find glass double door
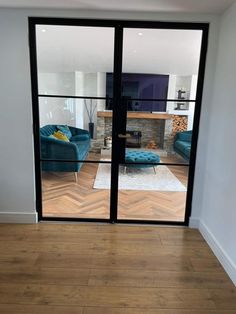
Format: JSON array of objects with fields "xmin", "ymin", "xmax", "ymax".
[{"xmin": 30, "ymin": 18, "xmax": 207, "ymax": 224}]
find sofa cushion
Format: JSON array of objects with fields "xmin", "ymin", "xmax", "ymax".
[
  {"xmin": 57, "ymin": 125, "xmax": 72, "ymax": 139},
  {"xmin": 52, "ymin": 131, "xmax": 70, "ymax": 142},
  {"xmin": 71, "ymin": 134, "xmax": 90, "ymax": 142},
  {"xmin": 40, "ymin": 125, "xmax": 57, "ymax": 136}
]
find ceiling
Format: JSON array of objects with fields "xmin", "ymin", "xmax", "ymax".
[
  {"xmin": 36, "ymin": 25, "xmax": 202, "ymax": 75},
  {"xmin": 0, "ymin": 0, "xmax": 235, "ymax": 14}
]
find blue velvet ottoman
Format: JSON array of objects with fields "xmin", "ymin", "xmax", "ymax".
[{"xmin": 125, "ymin": 150, "xmax": 161, "ymax": 174}]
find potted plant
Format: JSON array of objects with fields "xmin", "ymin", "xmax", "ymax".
[{"xmin": 84, "ymin": 99, "xmax": 97, "ymax": 139}]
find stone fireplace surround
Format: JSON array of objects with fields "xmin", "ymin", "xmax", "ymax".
[{"xmin": 91, "ymin": 111, "xmax": 181, "ymax": 154}]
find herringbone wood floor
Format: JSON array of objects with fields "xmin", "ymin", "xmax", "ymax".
[{"xmin": 42, "ymin": 154, "xmax": 188, "ymax": 221}]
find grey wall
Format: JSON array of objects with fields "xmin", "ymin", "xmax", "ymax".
[
  {"xmin": 0, "ymin": 8, "xmax": 219, "ymax": 223},
  {"xmin": 194, "ymin": 2, "xmax": 236, "ymax": 284},
  {"xmin": 0, "ymin": 10, "xmax": 36, "ymax": 222}
]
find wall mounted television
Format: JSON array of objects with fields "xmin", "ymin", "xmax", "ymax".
[{"xmin": 106, "ymin": 73, "xmax": 169, "ymax": 112}]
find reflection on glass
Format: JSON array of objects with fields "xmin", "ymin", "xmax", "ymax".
[
  {"xmin": 36, "ymin": 25, "xmax": 114, "ymax": 97},
  {"xmin": 118, "ymin": 164, "xmax": 189, "ymax": 221},
  {"xmin": 122, "ymin": 28, "xmax": 202, "ymax": 80},
  {"xmin": 42, "ymin": 162, "xmax": 111, "ymax": 219},
  {"xmin": 39, "ymin": 97, "xmax": 76, "ymax": 127}
]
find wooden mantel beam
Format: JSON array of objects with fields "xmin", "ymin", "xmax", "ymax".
[{"xmin": 97, "ymin": 111, "xmax": 173, "ymax": 120}]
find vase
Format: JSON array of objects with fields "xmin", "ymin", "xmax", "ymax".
[
  {"xmin": 88, "ymin": 122, "xmax": 94, "ymax": 139},
  {"xmin": 104, "ymin": 136, "xmax": 112, "ymax": 148}
]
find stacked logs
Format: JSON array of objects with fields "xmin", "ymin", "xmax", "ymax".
[
  {"xmin": 146, "ymin": 140, "xmax": 158, "ymax": 149},
  {"xmin": 172, "ymin": 115, "xmax": 188, "ymax": 137}
]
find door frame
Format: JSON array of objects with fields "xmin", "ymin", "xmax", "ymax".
[{"xmin": 28, "ymin": 17, "xmax": 209, "ymax": 225}]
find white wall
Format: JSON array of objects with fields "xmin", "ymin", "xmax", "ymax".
[
  {"xmin": 167, "ymin": 75, "xmax": 197, "ymax": 130},
  {"xmin": 83, "ymin": 72, "xmax": 98, "ymax": 134},
  {"xmin": 174, "ymin": 75, "xmax": 197, "ymax": 130},
  {"xmin": 75, "ymin": 71, "xmax": 85, "ymax": 129},
  {"xmin": 74, "ymin": 71, "xmax": 106, "ymax": 137},
  {"xmin": 188, "ymin": 75, "xmax": 198, "ymax": 129},
  {"xmin": 0, "ymin": 8, "xmax": 219, "ymax": 225},
  {"xmin": 191, "ymin": 1, "xmax": 236, "ymax": 285},
  {"xmin": 38, "ymin": 72, "xmax": 76, "ymax": 126},
  {"xmin": 38, "ymin": 71, "xmax": 106, "ymax": 132}
]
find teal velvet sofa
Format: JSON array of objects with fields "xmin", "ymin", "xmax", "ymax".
[
  {"xmin": 173, "ymin": 130, "xmax": 192, "ymax": 161},
  {"xmin": 40, "ymin": 125, "xmax": 90, "ymax": 172}
]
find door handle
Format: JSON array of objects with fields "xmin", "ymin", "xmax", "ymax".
[{"xmin": 118, "ymin": 133, "xmax": 131, "ymax": 139}]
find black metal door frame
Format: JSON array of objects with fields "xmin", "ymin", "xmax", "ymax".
[{"xmin": 29, "ymin": 17, "xmax": 209, "ymax": 225}]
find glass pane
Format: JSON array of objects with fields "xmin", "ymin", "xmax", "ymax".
[
  {"xmin": 42, "ymin": 162, "xmax": 110, "ymax": 219},
  {"xmin": 117, "ymin": 164, "xmax": 189, "ymax": 222},
  {"xmin": 36, "ymin": 25, "xmax": 114, "ymax": 97},
  {"xmin": 39, "ymin": 97, "xmax": 112, "ymax": 162},
  {"xmin": 122, "ymin": 28, "xmax": 202, "ymax": 102},
  {"xmin": 117, "ymin": 101, "xmax": 189, "ymax": 165}
]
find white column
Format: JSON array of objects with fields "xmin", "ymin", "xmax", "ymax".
[
  {"xmin": 95, "ymin": 72, "xmax": 106, "ymax": 138},
  {"xmin": 75, "ymin": 71, "xmax": 84, "ymax": 129},
  {"xmin": 188, "ymin": 75, "xmax": 198, "ymax": 130},
  {"xmin": 166, "ymin": 75, "xmax": 177, "ymax": 112}
]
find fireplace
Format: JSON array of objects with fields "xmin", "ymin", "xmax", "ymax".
[
  {"xmin": 126, "ymin": 130, "xmax": 142, "ymax": 148},
  {"xmin": 95, "ymin": 111, "xmax": 174, "ymax": 154}
]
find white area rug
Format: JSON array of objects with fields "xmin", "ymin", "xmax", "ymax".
[{"xmin": 93, "ymin": 164, "xmax": 186, "ymax": 191}]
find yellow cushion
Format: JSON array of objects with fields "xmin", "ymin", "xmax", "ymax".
[{"xmin": 52, "ymin": 131, "xmax": 70, "ymax": 142}]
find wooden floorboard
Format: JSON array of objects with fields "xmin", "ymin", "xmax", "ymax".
[
  {"xmin": 42, "ymin": 154, "xmax": 188, "ymax": 221},
  {"xmin": 0, "ymin": 223, "xmax": 235, "ymax": 313}
]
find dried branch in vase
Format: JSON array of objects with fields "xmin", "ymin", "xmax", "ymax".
[{"xmin": 84, "ymin": 99, "xmax": 97, "ymax": 123}]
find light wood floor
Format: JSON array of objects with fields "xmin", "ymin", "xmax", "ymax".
[
  {"xmin": 42, "ymin": 154, "xmax": 188, "ymax": 221},
  {"xmin": 0, "ymin": 223, "xmax": 235, "ymax": 313}
]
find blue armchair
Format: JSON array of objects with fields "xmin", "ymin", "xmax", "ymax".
[
  {"xmin": 173, "ymin": 130, "xmax": 192, "ymax": 161},
  {"xmin": 40, "ymin": 125, "xmax": 91, "ymax": 173}
]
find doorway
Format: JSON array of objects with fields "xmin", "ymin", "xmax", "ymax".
[{"xmin": 29, "ymin": 18, "xmax": 208, "ymax": 224}]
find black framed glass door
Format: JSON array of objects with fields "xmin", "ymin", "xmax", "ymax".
[
  {"xmin": 29, "ymin": 18, "xmax": 208, "ymax": 224},
  {"xmin": 29, "ymin": 20, "xmax": 118, "ymax": 221},
  {"xmin": 115, "ymin": 26, "xmax": 206, "ymax": 223}
]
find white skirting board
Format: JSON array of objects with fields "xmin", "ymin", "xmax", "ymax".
[
  {"xmin": 0, "ymin": 211, "xmax": 38, "ymax": 223},
  {"xmin": 189, "ymin": 217, "xmax": 236, "ymax": 286}
]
